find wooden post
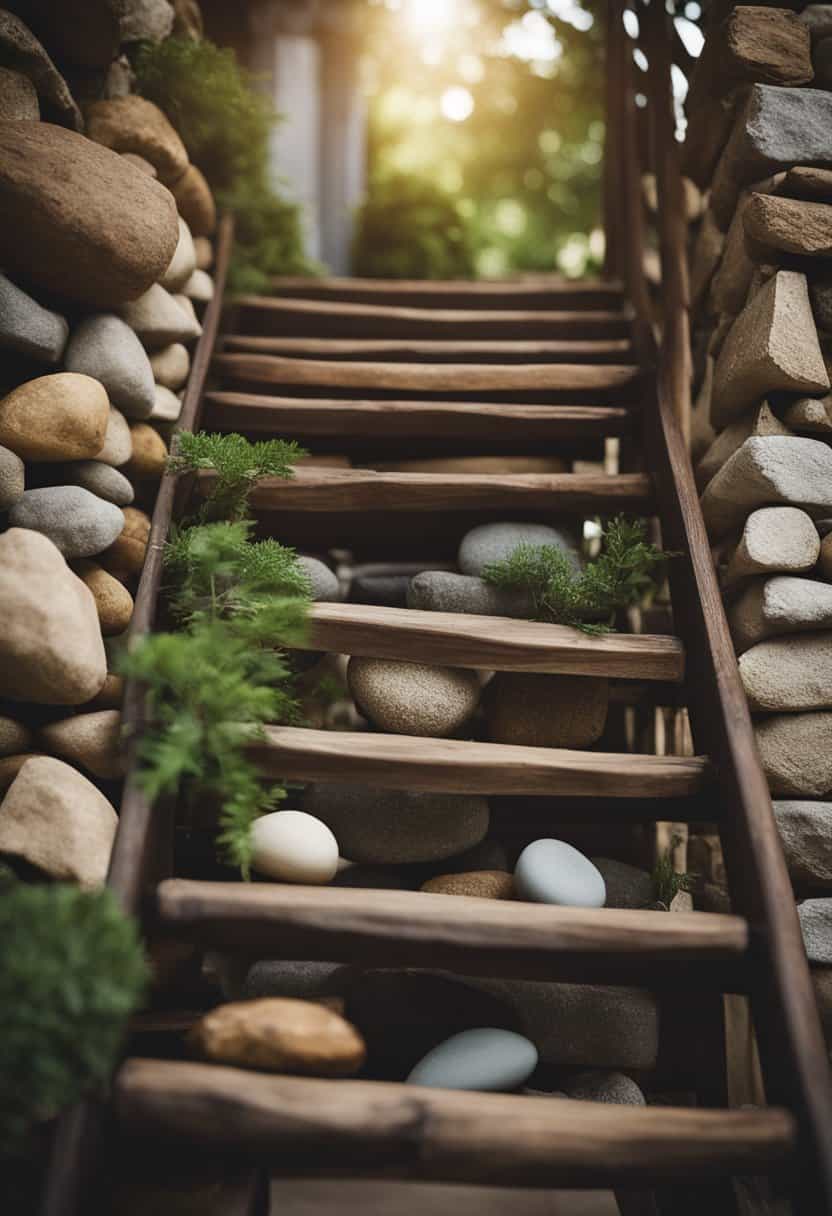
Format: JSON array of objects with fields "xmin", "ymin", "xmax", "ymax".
[{"xmin": 319, "ymin": 2, "xmax": 367, "ymax": 274}]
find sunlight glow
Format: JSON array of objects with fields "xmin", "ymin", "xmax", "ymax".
[
  {"xmin": 440, "ymin": 85, "xmax": 475, "ymax": 122},
  {"xmin": 403, "ymin": 0, "xmax": 457, "ymax": 35},
  {"xmin": 501, "ymin": 11, "xmax": 562, "ymax": 64},
  {"xmin": 674, "ymin": 16, "xmax": 705, "ymax": 58}
]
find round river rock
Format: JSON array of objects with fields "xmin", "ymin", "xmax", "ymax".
[
  {"xmin": 348, "ymin": 656, "xmax": 480, "ymax": 737},
  {"xmin": 515, "ymin": 839, "xmax": 606, "ymax": 907}
]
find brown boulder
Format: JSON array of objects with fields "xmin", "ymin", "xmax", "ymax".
[
  {"xmin": 0, "ymin": 373, "xmax": 108, "ymax": 461},
  {"xmin": 0, "ymin": 121, "xmax": 179, "ymax": 307},
  {"xmin": 84, "ymin": 95, "xmax": 188, "ymax": 186},
  {"xmin": 421, "ymin": 871, "xmax": 515, "ymax": 899},
  {"xmin": 744, "ymin": 193, "xmax": 832, "ymax": 258},
  {"xmin": 124, "ymin": 422, "xmax": 168, "ymax": 480},
  {"xmin": 73, "ymin": 560, "xmax": 134, "ymax": 634},
  {"xmin": 0, "ymin": 9, "xmax": 81, "ymax": 127},
  {"xmin": 172, "ymin": 163, "xmax": 216, "ymax": 237},
  {"xmin": 99, "ymin": 506, "xmax": 151, "ymax": 580},
  {"xmin": 484, "ymin": 672, "xmax": 608, "ymax": 750},
  {"xmin": 188, "ymin": 997, "xmax": 366, "ymax": 1076}
]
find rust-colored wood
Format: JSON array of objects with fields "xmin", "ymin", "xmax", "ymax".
[
  {"xmin": 269, "ymin": 274, "xmax": 625, "ymax": 310},
  {"xmin": 223, "ymin": 335, "xmax": 634, "ymax": 364},
  {"xmin": 115, "ymin": 1060, "xmax": 794, "ymax": 1185},
  {"xmin": 235, "ymin": 467, "xmax": 654, "ymax": 514},
  {"xmin": 251, "ymin": 726, "xmax": 709, "ymax": 798},
  {"xmin": 233, "ymin": 294, "xmax": 631, "ymax": 339},
  {"xmin": 203, "ymin": 392, "xmax": 636, "ymax": 441},
  {"xmin": 301, "ymin": 603, "xmax": 684, "ymax": 681}
]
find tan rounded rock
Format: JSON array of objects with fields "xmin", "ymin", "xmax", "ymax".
[
  {"xmin": 99, "ymin": 507, "xmax": 151, "ymax": 579},
  {"xmin": 40, "ymin": 709, "xmax": 125, "ymax": 780},
  {"xmin": 121, "ymin": 152, "xmax": 156, "ymax": 177},
  {"xmin": 0, "ymin": 755, "xmax": 117, "ymax": 887},
  {"xmin": 84, "ymin": 95, "xmax": 188, "ymax": 185},
  {"xmin": 0, "ymin": 716, "xmax": 31, "ymax": 757},
  {"xmin": 149, "ymin": 342, "xmax": 189, "ymax": 390},
  {"xmin": 96, "ymin": 406, "xmax": 133, "ymax": 467},
  {"xmin": 421, "ymin": 871, "xmax": 515, "ymax": 899},
  {"xmin": 740, "ymin": 632, "xmax": 832, "ymax": 712},
  {"xmin": 172, "ymin": 162, "xmax": 216, "ymax": 236},
  {"xmin": 73, "ymin": 559, "xmax": 134, "ymax": 634},
  {"xmin": 756, "ymin": 711, "xmax": 832, "ymax": 796},
  {"xmin": 84, "ymin": 672, "xmax": 125, "ymax": 711},
  {"xmin": 188, "ymin": 997, "xmax": 366, "ymax": 1076},
  {"xmin": 0, "ymin": 529, "xmax": 106, "ymax": 704},
  {"xmin": 0, "ymin": 373, "xmax": 108, "ymax": 461},
  {"xmin": 348, "ymin": 657, "xmax": 481, "ymax": 737},
  {"xmin": 0, "ymin": 121, "xmax": 178, "ymax": 307},
  {"xmin": 125, "ymin": 422, "xmax": 168, "ymax": 479},
  {"xmin": 485, "ymin": 672, "xmax": 609, "ymax": 749}
]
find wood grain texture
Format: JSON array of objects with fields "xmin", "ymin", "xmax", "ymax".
[
  {"xmin": 222, "ymin": 335, "xmax": 634, "ymax": 364},
  {"xmin": 251, "ymin": 726, "xmax": 709, "ymax": 798},
  {"xmin": 233, "ymin": 294, "xmax": 632, "ymax": 339},
  {"xmin": 268, "ymin": 274, "xmax": 625, "ymax": 310},
  {"xmin": 115, "ymin": 1060, "xmax": 794, "ymax": 1185},
  {"xmin": 232, "ymin": 467, "xmax": 655, "ymax": 513},
  {"xmin": 203, "ymin": 392, "xmax": 635, "ymax": 440},
  {"xmin": 301, "ymin": 602, "xmax": 685, "ymax": 681}
]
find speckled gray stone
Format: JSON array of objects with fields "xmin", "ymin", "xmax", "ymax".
[
  {"xmin": 563, "ymin": 1070, "xmax": 646, "ymax": 1105},
  {"xmin": 303, "ymin": 782, "xmax": 489, "ymax": 865},
  {"xmin": 243, "ymin": 960, "xmax": 347, "ymax": 1001},
  {"xmin": 351, "ymin": 573, "xmax": 412, "ymax": 607},
  {"xmin": 591, "ymin": 858, "xmax": 652, "ymax": 909},
  {"xmin": 348, "ymin": 657, "xmax": 480, "ymax": 737},
  {"xmin": 65, "ymin": 314, "xmax": 155, "ymax": 419},
  {"xmin": 64, "ymin": 460, "xmax": 134, "ymax": 507},
  {"xmin": 756, "ymin": 711, "xmax": 832, "ymax": 796},
  {"xmin": 407, "ymin": 570, "xmax": 532, "ymax": 618},
  {"xmin": 298, "ymin": 555, "xmax": 340, "ymax": 602},
  {"xmin": 729, "ymin": 576, "xmax": 832, "ymax": 653},
  {"xmin": 515, "ymin": 839, "xmax": 606, "ymax": 907},
  {"xmin": 774, "ymin": 802, "xmax": 832, "ymax": 889},
  {"xmin": 458, "ymin": 520, "xmax": 580, "ymax": 577},
  {"xmin": 407, "ymin": 1028, "xmax": 538, "ymax": 1090},
  {"xmin": 0, "ymin": 444, "xmax": 24, "ymax": 508},
  {"xmin": 798, "ymin": 898, "xmax": 832, "ymax": 963},
  {"xmin": 9, "ymin": 486, "xmax": 124, "ymax": 558},
  {"xmin": 740, "ymin": 632, "xmax": 832, "ymax": 711},
  {"xmin": 0, "ymin": 273, "xmax": 67, "ymax": 363}
]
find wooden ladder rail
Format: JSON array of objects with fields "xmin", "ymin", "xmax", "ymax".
[{"xmin": 610, "ymin": 0, "xmax": 832, "ymax": 1208}]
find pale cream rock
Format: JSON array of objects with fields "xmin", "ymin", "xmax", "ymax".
[
  {"xmin": 710, "ymin": 192, "xmax": 756, "ymax": 316},
  {"xmin": 696, "ymin": 400, "xmax": 789, "ymax": 489},
  {"xmin": 182, "ymin": 268, "xmax": 213, "ymax": 301},
  {"xmin": 149, "ymin": 342, "xmax": 189, "ymax": 390},
  {"xmin": 160, "ymin": 216, "xmax": 196, "ymax": 292},
  {"xmin": 711, "ymin": 271, "xmax": 829, "ymax": 427},
  {"xmin": 729, "ymin": 576, "xmax": 832, "ymax": 652},
  {"xmin": 193, "ymin": 235, "xmax": 213, "ymax": 269},
  {"xmin": 96, "ymin": 406, "xmax": 132, "ymax": 467},
  {"xmin": 0, "ymin": 756, "xmax": 117, "ymax": 887},
  {"xmin": 723, "ymin": 506, "xmax": 819, "ymax": 584},
  {"xmin": 700, "ymin": 436, "xmax": 832, "ymax": 536},
  {"xmin": 740, "ymin": 632, "xmax": 832, "ymax": 711},
  {"xmin": 756, "ymin": 711, "xmax": 832, "ymax": 796},
  {"xmin": 774, "ymin": 801, "xmax": 832, "ymax": 888},
  {"xmin": 149, "ymin": 383, "xmax": 182, "ymax": 422},
  {"xmin": 251, "ymin": 810, "xmax": 339, "ymax": 883},
  {"xmin": 744, "ymin": 193, "xmax": 832, "ymax": 258},
  {"xmin": 120, "ymin": 283, "xmax": 201, "ymax": 349}
]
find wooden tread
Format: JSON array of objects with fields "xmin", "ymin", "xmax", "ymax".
[
  {"xmin": 154, "ymin": 880, "xmax": 748, "ymax": 985},
  {"xmin": 203, "ymin": 393, "xmax": 635, "ymax": 441},
  {"xmin": 250, "ymin": 726, "xmax": 710, "ymax": 798},
  {"xmin": 301, "ymin": 603, "xmax": 685, "ymax": 682},
  {"xmin": 212, "ymin": 354, "xmax": 641, "ymax": 400},
  {"xmin": 233, "ymin": 294, "xmax": 632, "ymax": 339},
  {"xmin": 115, "ymin": 1060, "xmax": 793, "ymax": 1185},
  {"xmin": 234, "ymin": 468, "xmax": 654, "ymax": 513},
  {"xmin": 222, "ymin": 336, "xmax": 634, "ymax": 365},
  {"xmin": 269, "ymin": 274, "xmax": 626, "ymax": 310}
]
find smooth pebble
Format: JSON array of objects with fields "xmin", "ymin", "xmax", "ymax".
[
  {"xmin": 514, "ymin": 839, "xmax": 606, "ymax": 907},
  {"xmin": 251, "ymin": 809, "xmax": 339, "ymax": 883},
  {"xmin": 406, "ymin": 1028, "xmax": 538, "ymax": 1091}
]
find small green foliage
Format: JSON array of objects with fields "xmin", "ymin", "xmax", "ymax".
[
  {"xmin": 169, "ymin": 431, "xmax": 306, "ymax": 522},
  {"xmin": 220, "ymin": 177, "xmax": 317, "ymax": 293},
  {"xmin": 0, "ymin": 883, "xmax": 147, "ymax": 1157},
  {"xmin": 482, "ymin": 517, "xmax": 668, "ymax": 635},
  {"xmin": 651, "ymin": 836, "xmax": 695, "ymax": 909},
  {"xmin": 352, "ymin": 173, "xmax": 476, "ymax": 279}
]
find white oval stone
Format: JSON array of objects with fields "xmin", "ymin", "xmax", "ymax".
[
  {"xmin": 514, "ymin": 839, "xmax": 606, "ymax": 907},
  {"xmin": 250, "ymin": 809, "xmax": 338, "ymax": 883},
  {"xmin": 407, "ymin": 1028, "xmax": 538, "ymax": 1091}
]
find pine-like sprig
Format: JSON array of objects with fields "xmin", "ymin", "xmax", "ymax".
[
  {"xmin": 169, "ymin": 431, "xmax": 306, "ymax": 522},
  {"xmin": 482, "ymin": 516, "xmax": 668, "ymax": 635},
  {"xmin": 651, "ymin": 836, "xmax": 695, "ymax": 909}
]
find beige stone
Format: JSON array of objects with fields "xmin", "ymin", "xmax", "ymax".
[
  {"xmin": 773, "ymin": 801, "xmax": 832, "ymax": 888},
  {"xmin": 193, "ymin": 236, "xmax": 213, "ymax": 270},
  {"xmin": 724, "ymin": 506, "xmax": 819, "ymax": 584},
  {"xmin": 756, "ymin": 711, "xmax": 832, "ymax": 795},
  {"xmin": 160, "ymin": 216, "xmax": 197, "ymax": 293},
  {"xmin": 783, "ymin": 395, "xmax": 832, "ymax": 432},
  {"xmin": 0, "ymin": 716, "xmax": 30, "ymax": 757},
  {"xmin": 348, "ymin": 657, "xmax": 480, "ymax": 738},
  {"xmin": 121, "ymin": 152, "xmax": 156, "ymax": 177},
  {"xmin": 39, "ymin": 709, "xmax": 125, "ymax": 780},
  {"xmin": 0, "ymin": 373, "xmax": 108, "ymax": 461},
  {"xmin": 120, "ymin": 283, "xmax": 202, "ymax": 350},
  {"xmin": 0, "ymin": 756, "xmax": 117, "ymax": 886},
  {"xmin": 182, "ymin": 268, "xmax": 213, "ymax": 302},
  {"xmin": 171, "ymin": 163, "xmax": 216, "ymax": 236},
  {"xmin": 188, "ymin": 997, "xmax": 366, "ymax": 1075},
  {"xmin": 484, "ymin": 672, "xmax": 608, "ymax": 750},
  {"xmin": 99, "ymin": 507, "xmax": 151, "ymax": 580},
  {"xmin": 744, "ymin": 193, "xmax": 832, "ymax": 258},
  {"xmin": 711, "ymin": 272, "xmax": 829, "ymax": 427},
  {"xmin": 73, "ymin": 560, "xmax": 134, "ymax": 634},
  {"xmin": 149, "ymin": 384, "xmax": 182, "ymax": 423},
  {"xmin": 710, "ymin": 193, "xmax": 756, "ymax": 316},
  {"xmin": 96, "ymin": 406, "xmax": 132, "ymax": 467},
  {"xmin": 690, "ymin": 358, "xmax": 716, "ymax": 464},
  {"xmin": 149, "ymin": 342, "xmax": 189, "ymax": 390},
  {"xmin": 0, "ymin": 529, "xmax": 106, "ymax": 704},
  {"xmin": 84, "ymin": 95, "xmax": 188, "ymax": 185},
  {"xmin": 696, "ymin": 400, "xmax": 789, "ymax": 489},
  {"xmin": 740, "ymin": 632, "xmax": 832, "ymax": 711},
  {"xmin": 421, "ymin": 871, "xmax": 515, "ymax": 899},
  {"xmin": 84, "ymin": 672, "xmax": 125, "ymax": 711},
  {"xmin": 125, "ymin": 422, "xmax": 168, "ymax": 479},
  {"xmin": 729, "ymin": 576, "xmax": 832, "ymax": 652},
  {"xmin": 700, "ymin": 436, "xmax": 832, "ymax": 537}
]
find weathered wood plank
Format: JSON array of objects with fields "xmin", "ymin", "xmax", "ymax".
[
  {"xmin": 251, "ymin": 726, "xmax": 710, "ymax": 797},
  {"xmin": 301, "ymin": 603, "xmax": 684, "ymax": 682},
  {"xmin": 115, "ymin": 1060, "xmax": 794, "ymax": 1185},
  {"xmin": 222, "ymin": 335, "xmax": 634, "ymax": 364},
  {"xmin": 268, "ymin": 274, "xmax": 625, "ymax": 310}
]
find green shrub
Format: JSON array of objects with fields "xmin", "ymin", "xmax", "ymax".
[
  {"xmin": 352, "ymin": 173, "xmax": 476, "ymax": 279},
  {"xmin": 0, "ymin": 883, "xmax": 147, "ymax": 1158}
]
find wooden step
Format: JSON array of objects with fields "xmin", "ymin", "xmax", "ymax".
[
  {"xmin": 301, "ymin": 603, "xmax": 685, "ymax": 682},
  {"xmin": 268, "ymin": 274, "xmax": 626, "ymax": 310},
  {"xmin": 154, "ymin": 880, "xmax": 748, "ymax": 985},
  {"xmin": 212, "ymin": 354, "xmax": 641, "ymax": 401},
  {"xmin": 234, "ymin": 468, "xmax": 654, "ymax": 514},
  {"xmin": 233, "ymin": 294, "xmax": 633, "ymax": 339},
  {"xmin": 203, "ymin": 393, "xmax": 635, "ymax": 442},
  {"xmin": 250, "ymin": 726, "xmax": 710, "ymax": 798},
  {"xmin": 222, "ymin": 336, "xmax": 634, "ymax": 365},
  {"xmin": 115, "ymin": 1060, "xmax": 793, "ymax": 1185}
]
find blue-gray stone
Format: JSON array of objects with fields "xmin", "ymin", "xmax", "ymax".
[
  {"xmin": 64, "ymin": 460, "xmax": 134, "ymax": 506},
  {"xmin": 65, "ymin": 314, "xmax": 155, "ymax": 419},
  {"xmin": 591, "ymin": 857, "xmax": 651, "ymax": 909},
  {"xmin": 457, "ymin": 520, "xmax": 581, "ymax": 577},
  {"xmin": 0, "ymin": 273, "xmax": 67, "ymax": 363},
  {"xmin": 9, "ymin": 485, "xmax": 124, "ymax": 558},
  {"xmin": 514, "ymin": 839, "xmax": 606, "ymax": 907},
  {"xmin": 407, "ymin": 1027, "xmax": 538, "ymax": 1090}
]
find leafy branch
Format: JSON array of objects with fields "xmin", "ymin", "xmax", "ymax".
[
  {"xmin": 481, "ymin": 517, "xmax": 669, "ymax": 635},
  {"xmin": 169, "ymin": 431, "xmax": 306, "ymax": 522},
  {"xmin": 651, "ymin": 835, "xmax": 695, "ymax": 909}
]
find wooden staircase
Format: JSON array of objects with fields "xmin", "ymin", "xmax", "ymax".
[{"xmin": 43, "ymin": 3, "xmax": 832, "ymax": 1215}]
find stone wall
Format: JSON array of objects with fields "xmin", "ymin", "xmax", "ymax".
[
  {"xmin": 686, "ymin": 3, "xmax": 832, "ymax": 1043},
  {"xmin": 0, "ymin": 0, "xmax": 216, "ymax": 889}
]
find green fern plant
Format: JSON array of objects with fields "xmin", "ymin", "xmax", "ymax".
[
  {"xmin": 651, "ymin": 835, "xmax": 695, "ymax": 909},
  {"xmin": 169, "ymin": 431, "xmax": 306, "ymax": 522},
  {"xmin": 482, "ymin": 517, "xmax": 668, "ymax": 635},
  {"xmin": 0, "ymin": 883, "xmax": 147, "ymax": 1158}
]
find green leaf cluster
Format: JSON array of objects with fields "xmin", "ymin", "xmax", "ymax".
[
  {"xmin": 169, "ymin": 431, "xmax": 306, "ymax": 522},
  {"xmin": 352, "ymin": 173, "xmax": 476, "ymax": 279},
  {"xmin": 651, "ymin": 836, "xmax": 695, "ymax": 909},
  {"xmin": 0, "ymin": 883, "xmax": 147, "ymax": 1158},
  {"xmin": 482, "ymin": 517, "xmax": 668, "ymax": 635}
]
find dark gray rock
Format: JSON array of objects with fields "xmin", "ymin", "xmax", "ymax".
[
  {"xmin": 9, "ymin": 485, "xmax": 124, "ymax": 558},
  {"xmin": 351, "ymin": 572, "xmax": 411, "ymax": 607},
  {"xmin": 814, "ymin": 35, "xmax": 832, "ymax": 88},
  {"xmin": 407, "ymin": 570, "xmax": 531, "ymax": 618},
  {"xmin": 119, "ymin": 0, "xmax": 174, "ymax": 43},
  {"xmin": 333, "ymin": 864, "xmax": 410, "ymax": 890},
  {"xmin": 302, "ymin": 782, "xmax": 489, "ymax": 865},
  {"xmin": 65, "ymin": 314, "xmax": 155, "ymax": 419},
  {"xmin": 243, "ymin": 959, "xmax": 347, "ymax": 1002},
  {"xmin": 591, "ymin": 857, "xmax": 653, "ymax": 909},
  {"xmin": 458, "ymin": 520, "xmax": 580, "ymax": 577},
  {"xmin": 298, "ymin": 555, "xmax": 340, "ymax": 602},
  {"xmin": 0, "ymin": 273, "xmax": 67, "ymax": 363},
  {"xmin": 563, "ymin": 1069, "xmax": 646, "ymax": 1105}
]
